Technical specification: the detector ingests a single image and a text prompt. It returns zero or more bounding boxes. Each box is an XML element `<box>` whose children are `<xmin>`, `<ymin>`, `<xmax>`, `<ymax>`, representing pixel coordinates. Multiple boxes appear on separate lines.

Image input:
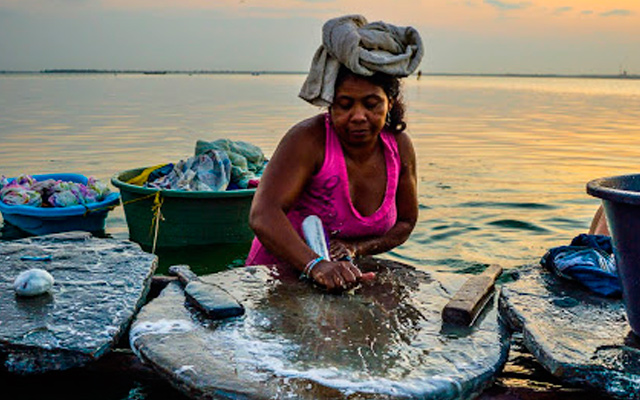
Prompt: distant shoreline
<box><xmin>426</xmin><ymin>72</ymin><xmax>640</xmax><ymax>80</ymax></box>
<box><xmin>0</xmin><ymin>69</ymin><xmax>307</xmax><ymax>76</ymax></box>
<box><xmin>0</xmin><ymin>69</ymin><xmax>638</xmax><ymax>80</ymax></box>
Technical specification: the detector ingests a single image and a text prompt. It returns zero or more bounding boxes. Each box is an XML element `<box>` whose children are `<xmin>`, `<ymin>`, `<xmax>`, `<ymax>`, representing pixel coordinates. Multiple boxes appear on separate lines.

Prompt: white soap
<box><xmin>13</xmin><ymin>268</ymin><xmax>55</xmax><ymax>297</ymax></box>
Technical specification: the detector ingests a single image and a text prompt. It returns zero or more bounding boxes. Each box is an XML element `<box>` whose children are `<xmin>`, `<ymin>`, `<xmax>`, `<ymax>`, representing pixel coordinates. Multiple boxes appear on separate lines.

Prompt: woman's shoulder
<box><xmin>277</xmin><ymin>114</ymin><xmax>326</xmax><ymax>153</ymax></box>
<box><xmin>272</xmin><ymin>114</ymin><xmax>326</xmax><ymax>170</ymax></box>
<box><xmin>287</xmin><ymin>113</ymin><xmax>325</xmax><ymax>140</ymax></box>
<box><xmin>392</xmin><ymin>129</ymin><xmax>412</xmax><ymax>144</ymax></box>
<box><xmin>391</xmin><ymin>130</ymin><xmax>416</xmax><ymax>166</ymax></box>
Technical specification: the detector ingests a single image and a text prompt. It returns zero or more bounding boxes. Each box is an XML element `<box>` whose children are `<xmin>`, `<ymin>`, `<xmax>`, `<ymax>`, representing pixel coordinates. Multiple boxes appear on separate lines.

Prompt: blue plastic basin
<box><xmin>0</xmin><ymin>173</ymin><xmax>120</xmax><ymax>235</ymax></box>
<box><xmin>587</xmin><ymin>174</ymin><xmax>640</xmax><ymax>335</ymax></box>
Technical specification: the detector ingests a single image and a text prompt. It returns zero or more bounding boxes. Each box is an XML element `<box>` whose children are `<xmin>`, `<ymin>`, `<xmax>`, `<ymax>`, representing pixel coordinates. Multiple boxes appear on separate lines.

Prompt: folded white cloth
<box><xmin>299</xmin><ymin>15</ymin><xmax>424</xmax><ymax>107</ymax></box>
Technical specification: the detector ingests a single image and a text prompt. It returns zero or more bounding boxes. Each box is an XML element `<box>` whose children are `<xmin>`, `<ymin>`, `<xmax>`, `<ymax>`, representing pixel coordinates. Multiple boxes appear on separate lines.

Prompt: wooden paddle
<box><xmin>442</xmin><ymin>264</ymin><xmax>503</xmax><ymax>326</ymax></box>
<box><xmin>168</xmin><ymin>265</ymin><xmax>244</xmax><ymax>319</ymax></box>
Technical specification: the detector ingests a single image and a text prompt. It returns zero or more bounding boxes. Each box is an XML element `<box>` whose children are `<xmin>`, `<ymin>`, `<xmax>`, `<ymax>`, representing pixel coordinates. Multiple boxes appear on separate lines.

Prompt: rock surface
<box><xmin>131</xmin><ymin>258</ymin><xmax>510</xmax><ymax>400</ymax></box>
<box><xmin>499</xmin><ymin>265</ymin><xmax>640</xmax><ymax>399</ymax></box>
<box><xmin>0</xmin><ymin>231</ymin><xmax>157</xmax><ymax>374</ymax></box>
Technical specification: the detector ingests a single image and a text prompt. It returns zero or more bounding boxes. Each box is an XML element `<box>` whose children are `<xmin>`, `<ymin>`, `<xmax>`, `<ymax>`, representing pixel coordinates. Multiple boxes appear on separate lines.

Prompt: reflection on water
<box><xmin>152</xmin><ymin>242</ymin><xmax>251</xmax><ymax>275</ymax></box>
<box><xmin>2</xmin><ymin>74</ymin><xmax>639</xmax><ymax>273</ymax></box>
<box><xmin>186</xmin><ymin>260</ymin><xmax>506</xmax><ymax>398</ymax></box>
<box><xmin>1</xmin><ymin>73</ymin><xmax>634</xmax><ymax>398</ymax></box>
<box><xmin>255</xmin><ymin>260</ymin><xmax>426</xmax><ymax>377</ymax></box>
<box><xmin>0</xmin><ymin>222</ymin><xmax>250</xmax><ymax>275</ymax></box>
<box><xmin>402</xmin><ymin>75</ymin><xmax>640</xmax><ymax>272</ymax></box>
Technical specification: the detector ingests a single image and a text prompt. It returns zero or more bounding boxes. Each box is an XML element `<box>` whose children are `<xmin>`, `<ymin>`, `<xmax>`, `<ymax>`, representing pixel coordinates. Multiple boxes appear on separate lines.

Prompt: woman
<box><xmin>246</xmin><ymin>15</ymin><xmax>423</xmax><ymax>291</ymax></box>
<box><xmin>588</xmin><ymin>205</ymin><xmax>610</xmax><ymax>236</ymax></box>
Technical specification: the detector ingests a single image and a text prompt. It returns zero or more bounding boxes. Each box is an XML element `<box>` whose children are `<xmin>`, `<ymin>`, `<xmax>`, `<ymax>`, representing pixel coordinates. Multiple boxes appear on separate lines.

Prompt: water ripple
<box><xmin>487</xmin><ymin>219</ymin><xmax>549</xmax><ymax>233</ymax></box>
<box><xmin>457</xmin><ymin>201</ymin><xmax>557</xmax><ymax>210</ymax></box>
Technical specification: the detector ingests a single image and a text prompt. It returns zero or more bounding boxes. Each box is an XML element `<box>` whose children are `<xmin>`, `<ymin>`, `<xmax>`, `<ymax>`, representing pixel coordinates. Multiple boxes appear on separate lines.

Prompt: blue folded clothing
<box><xmin>540</xmin><ymin>234</ymin><xmax>621</xmax><ymax>297</ymax></box>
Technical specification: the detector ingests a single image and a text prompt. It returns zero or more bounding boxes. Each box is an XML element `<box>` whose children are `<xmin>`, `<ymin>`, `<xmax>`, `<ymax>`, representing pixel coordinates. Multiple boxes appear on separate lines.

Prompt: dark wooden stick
<box><xmin>168</xmin><ymin>265</ymin><xmax>244</xmax><ymax>320</ymax></box>
<box><xmin>442</xmin><ymin>264</ymin><xmax>503</xmax><ymax>326</ymax></box>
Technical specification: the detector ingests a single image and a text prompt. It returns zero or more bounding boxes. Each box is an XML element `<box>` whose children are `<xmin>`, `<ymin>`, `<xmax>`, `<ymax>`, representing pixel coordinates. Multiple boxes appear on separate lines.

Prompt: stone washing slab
<box><xmin>131</xmin><ymin>258</ymin><xmax>510</xmax><ymax>400</ymax></box>
<box><xmin>499</xmin><ymin>265</ymin><xmax>640</xmax><ymax>399</ymax></box>
<box><xmin>0</xmin><ymin>232</ymin><xmax>157</xmax><ymax>374</ymax></box>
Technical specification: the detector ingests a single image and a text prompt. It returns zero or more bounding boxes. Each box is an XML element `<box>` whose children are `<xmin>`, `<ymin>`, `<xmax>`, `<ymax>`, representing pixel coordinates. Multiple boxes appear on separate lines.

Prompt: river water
<box><xmin>1</xmin><ymin>73</ymin><xmax>639</xmax><ymax>398</ymax></box>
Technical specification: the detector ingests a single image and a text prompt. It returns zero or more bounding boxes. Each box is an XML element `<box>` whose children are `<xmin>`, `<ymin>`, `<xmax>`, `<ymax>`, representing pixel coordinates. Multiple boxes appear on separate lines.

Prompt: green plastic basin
<box><xmin>111</xmin><ymin>167</ymin><xmax>256</xmax><ymax>248</ymax></box>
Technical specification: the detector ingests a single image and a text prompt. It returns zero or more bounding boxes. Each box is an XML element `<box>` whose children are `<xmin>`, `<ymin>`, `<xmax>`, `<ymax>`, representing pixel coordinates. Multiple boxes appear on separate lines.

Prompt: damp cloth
<box><xmin>541</xmin><ymin>233</ymin><xmax>621</xmax><ymax>297</ymax></box>
<box><xmin>298</xmin><ymin>14</ymin><xmax>424</xmax><ymax>107</ymax></box>
<box><xmin>127</xmin><ymin>164</ymin><xmax>171</xmax><ymax>186</ymax></box>
<box><xmin>139</xmin><ymin>139</ymin><xmax>266</xmax><ymax>191</ymax></box>
<box><xmin>0</xmin><ymin>174</ymin><xmax>111</xmax><ymax>207</ymax></box>
<box><xmin>145</xmin><ymin>150</ymin><xmax>232</xmax><ymax>192</ymax></box>
<box><xmin>195</xmin><ymin>139</ymin><xmax>266</xmax><ymax>189</ymax></box>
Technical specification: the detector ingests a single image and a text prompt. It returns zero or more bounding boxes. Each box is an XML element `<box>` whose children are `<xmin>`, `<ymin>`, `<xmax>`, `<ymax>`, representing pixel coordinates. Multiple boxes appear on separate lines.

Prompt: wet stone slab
<box><xmin>499</xmin><ymin>265</ymin><xmax>640</xmax><ymax>399</ymax></box>
<box><xmin>131</xmin><ymin>258</ymin><xmax>510</xmax><ymax>400</ymax></box>
<box><xmin>0</xmin><ymin>232</ymin><xmax>157</xmax><ymax>374</ymax></box>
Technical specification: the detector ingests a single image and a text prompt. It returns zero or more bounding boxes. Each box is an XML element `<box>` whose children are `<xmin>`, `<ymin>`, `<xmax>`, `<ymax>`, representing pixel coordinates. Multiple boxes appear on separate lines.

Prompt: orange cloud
<box><xmin>1</xmin><ymin>0</ymin><xmax>638</xmax><ymax>36</ymax></box>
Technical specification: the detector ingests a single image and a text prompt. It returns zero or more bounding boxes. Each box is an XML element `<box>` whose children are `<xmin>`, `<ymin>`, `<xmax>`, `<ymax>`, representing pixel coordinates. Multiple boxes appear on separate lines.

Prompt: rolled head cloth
<box><xmin>299</xmin><ymin>15</ymin><xmax>424</xmax><ymax>107</ymax></box>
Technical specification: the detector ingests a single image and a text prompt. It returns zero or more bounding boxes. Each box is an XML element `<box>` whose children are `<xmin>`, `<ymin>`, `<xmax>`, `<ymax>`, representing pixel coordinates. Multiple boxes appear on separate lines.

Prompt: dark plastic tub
<box><xmin>0</xmin><ymin>173</ymin><xmax>120</xmax><ymax>235</ymax></box>
<box><xmin>111</xmin><ymin>167</ymin><xmax>256</xmax><ymax>248</ymax></box>
<box><xmin>587</xmin><ymin>174</ymin><xmax>640</xmax><ymax>335</ymax></box>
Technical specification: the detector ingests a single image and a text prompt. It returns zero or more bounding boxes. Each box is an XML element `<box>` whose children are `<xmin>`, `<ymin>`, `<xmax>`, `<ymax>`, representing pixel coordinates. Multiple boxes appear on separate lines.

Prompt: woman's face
<box><xmin>330</xmin><ymin>74</ymin><xmax>392</xmax><ymax>147</ymax></box>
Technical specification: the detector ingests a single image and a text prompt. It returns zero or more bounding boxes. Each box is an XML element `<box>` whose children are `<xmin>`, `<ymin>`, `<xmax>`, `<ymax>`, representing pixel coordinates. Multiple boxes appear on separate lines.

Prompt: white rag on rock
<box><xmin>299</xmin><ymin>15</ymin><xmax>424</xmax><ymax>107</ymax></box>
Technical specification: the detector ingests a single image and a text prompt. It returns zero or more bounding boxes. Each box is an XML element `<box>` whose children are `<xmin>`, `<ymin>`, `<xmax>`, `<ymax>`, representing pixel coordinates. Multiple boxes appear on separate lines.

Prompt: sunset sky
<box><xmin>0</xmin><ymin>0</ymin><xmax>638</xmax><ymax>74</ymax></box>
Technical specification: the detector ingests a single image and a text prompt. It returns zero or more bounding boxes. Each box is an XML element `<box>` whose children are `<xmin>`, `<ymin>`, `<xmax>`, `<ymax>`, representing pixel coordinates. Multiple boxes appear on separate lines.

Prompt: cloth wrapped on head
<box><xmin>299</xmin><ymin>15</ymin><xmax>424</xmax><ymax>107</ymax></box>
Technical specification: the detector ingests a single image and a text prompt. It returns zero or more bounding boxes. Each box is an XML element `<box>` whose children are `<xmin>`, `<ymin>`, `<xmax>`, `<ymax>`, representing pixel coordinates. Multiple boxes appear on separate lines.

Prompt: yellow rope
<box><xmin>122</xmin><ymin>192</ymin><xmax>158</xmax><ymax>206</ymax></box>
<box><xmin>77</xmin><ymin>190</ymin><xmax>164</xmax><ymax>253</ymax></box>
<box><xmin>81</xmin><ymin>191</ymin><xmax>157</xmax><ymax>216</ymax></box>
<box><xmin>81</xmin><ymin>203</ymin><xmax>117</xmax><ymax>216</ymax></box>
<box><xmin>149</xmin><ymin>191</ymin><xmax>164</xmax><ymax>254</ymax></box>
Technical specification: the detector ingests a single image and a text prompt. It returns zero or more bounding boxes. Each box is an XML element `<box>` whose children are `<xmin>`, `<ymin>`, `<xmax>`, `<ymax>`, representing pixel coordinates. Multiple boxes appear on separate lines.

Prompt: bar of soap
<box><xmin>13</xmin><ymin>268</ymin><xmax>55</xmax><ymax>297</ymax></box>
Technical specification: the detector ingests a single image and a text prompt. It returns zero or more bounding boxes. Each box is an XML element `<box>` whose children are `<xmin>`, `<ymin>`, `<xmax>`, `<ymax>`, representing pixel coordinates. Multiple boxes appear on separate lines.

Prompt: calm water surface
<box><xmin>2</xmin><ymin>73</ymin><xmax>639</xmax><ymax>271</ymax></box>
<box><xmin>1</xmin><ymin>73</ymin><xmax>639</xmax><ymax>398</ymax></box>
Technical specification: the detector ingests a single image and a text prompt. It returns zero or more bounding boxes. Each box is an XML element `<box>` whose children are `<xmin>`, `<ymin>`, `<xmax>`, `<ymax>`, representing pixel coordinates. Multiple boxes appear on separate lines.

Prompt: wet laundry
<box><xmin>540</xmin><ymin>233</ymin><xmax>621</xmax><ymax>297</ymax></box>
<box><xmin>0</xmin><ymin>175</ymin><xmax>112</xmax><ymax>207</ymax></box>
<box><xmin>144</xmin><ymin>150</ymin><xmax>232</xmax><ymax>191</ymax></box>
<box><xmin>195</xmin><ymin>139</ymin><xmax>266</xmax><ymax>189</ymax></box>
<box><xmin>128</xmin><ymin>139</ymin><xmax>266</xmax><ymax>191</ymax></box>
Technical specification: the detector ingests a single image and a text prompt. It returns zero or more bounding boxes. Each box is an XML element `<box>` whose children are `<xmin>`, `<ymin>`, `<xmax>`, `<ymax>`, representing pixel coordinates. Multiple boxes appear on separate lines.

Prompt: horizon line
<box><xmin>0</xmin><ymin>69</ymin><xmax>638</xmax><ymax>80</ymax></box>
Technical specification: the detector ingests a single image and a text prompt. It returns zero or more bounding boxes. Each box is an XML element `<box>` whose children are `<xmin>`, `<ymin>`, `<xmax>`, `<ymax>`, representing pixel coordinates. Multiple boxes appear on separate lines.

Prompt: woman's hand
<box><xmin>329</xmin><ymin>239</ymin><xmax>356</xmax><ymax>261</ymax></box>
<box><xmin>309</xmin><ymin>259</ymin><xmax>376</xmax><ymax>290</ymax></box>
<box><xmin>309</xmin><ymin>259</ymin><xmax>362</xmax><ymax>290</ymax></box>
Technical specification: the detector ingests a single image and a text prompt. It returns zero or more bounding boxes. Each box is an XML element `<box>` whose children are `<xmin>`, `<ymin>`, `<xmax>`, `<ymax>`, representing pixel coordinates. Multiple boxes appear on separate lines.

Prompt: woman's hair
<box><xmin>334</xmin><ymin>65</ymin><xmax>407</xmax><ymax>134</ymax></box>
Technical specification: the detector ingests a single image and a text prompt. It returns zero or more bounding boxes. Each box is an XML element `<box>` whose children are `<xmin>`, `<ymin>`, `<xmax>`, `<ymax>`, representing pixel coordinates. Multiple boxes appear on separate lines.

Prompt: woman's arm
<box><xmin>249</xmin><ymin>115</ymin><xmax>364</xmax><ymax>289</ymax></box>
<box><xmin>250</xmin><ymin>116</ymin><xmax>323</xmax><ymax>269</ymax></box>
<box><xmin>588</xmin><ymin>204</ymin><xmax>610</xmax><ymax>236</ymax></box>
<box><xmin>330</xmin><ymin>131</ymin><xmax>418</xmax><ymax>259</ymax></box>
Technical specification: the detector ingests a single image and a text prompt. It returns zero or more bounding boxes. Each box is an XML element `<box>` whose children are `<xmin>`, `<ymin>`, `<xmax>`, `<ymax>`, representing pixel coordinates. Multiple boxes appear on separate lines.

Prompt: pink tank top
<box><xmin>245</xmin><ymin>113</ymin><xmax>400</xmax><ymax>266</ymax></box>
